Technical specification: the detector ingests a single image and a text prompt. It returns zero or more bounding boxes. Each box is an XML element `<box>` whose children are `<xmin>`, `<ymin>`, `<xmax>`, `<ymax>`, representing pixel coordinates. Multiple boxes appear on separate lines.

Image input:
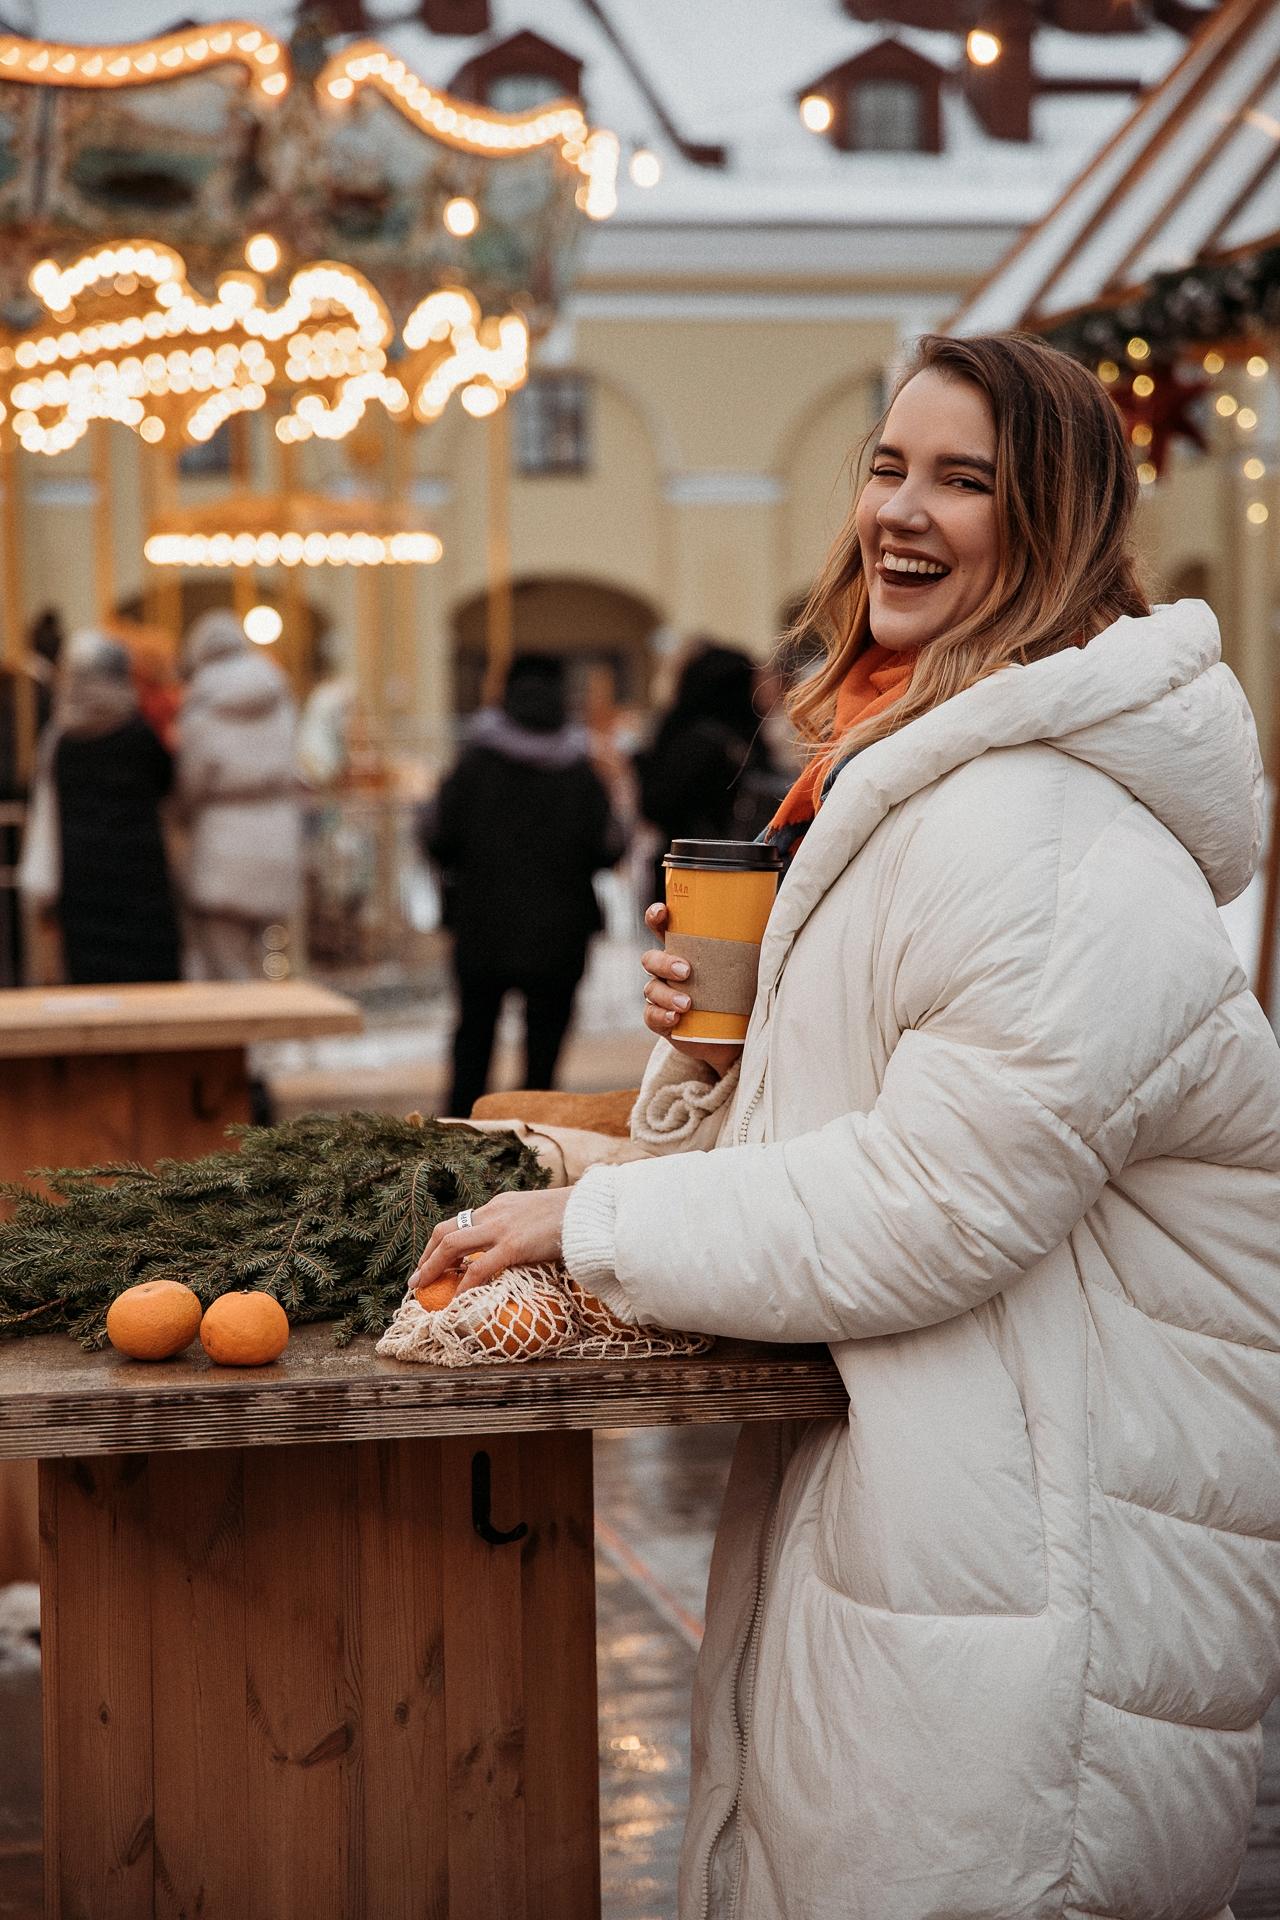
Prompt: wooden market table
<box><xmin>0</xmin><ymin>1326</ymin><xmax>848</xmax><ymax>1920</ymax></box>
<box><xmin>0</xmin><ymin>981</ymin><xmax>363</xmax><ymax>1588</ymax></box>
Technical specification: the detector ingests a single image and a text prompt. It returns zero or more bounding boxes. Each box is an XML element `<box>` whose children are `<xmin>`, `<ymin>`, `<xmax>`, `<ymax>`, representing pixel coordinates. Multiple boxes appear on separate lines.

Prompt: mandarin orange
<box><xmin>473</xmin><ymin>1286</ymin><xmax>572</xmax><ymax>1360</ymax></box>
<box><xmin>199</xmin><ymin>1291</ymin><xmax>290</xmax><ymax>1367</ymax></box>
<box><xmin>105</xmin><ymin>1280</ymin><xmax>203</xmax><ymax>1361</ymax></box>
<box><xmin>414</xmin><ymin>1269</ymin><xmax>462</xmax><ymax>1313</ymax></box>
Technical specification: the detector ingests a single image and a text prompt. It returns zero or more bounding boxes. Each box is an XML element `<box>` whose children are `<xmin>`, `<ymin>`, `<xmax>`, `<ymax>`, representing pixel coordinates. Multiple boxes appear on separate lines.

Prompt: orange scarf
<box><xmin>770</xmin><ymin>643</ymin><xmax>918</xmax><ymax>834</ymax></box>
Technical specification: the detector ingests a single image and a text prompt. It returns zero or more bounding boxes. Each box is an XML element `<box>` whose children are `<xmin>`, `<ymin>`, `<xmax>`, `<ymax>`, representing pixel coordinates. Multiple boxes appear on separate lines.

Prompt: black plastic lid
<box><xmin>663</xmin><ymin>838</ymin><xmax>782</xmax><ymax>872</ymax></box>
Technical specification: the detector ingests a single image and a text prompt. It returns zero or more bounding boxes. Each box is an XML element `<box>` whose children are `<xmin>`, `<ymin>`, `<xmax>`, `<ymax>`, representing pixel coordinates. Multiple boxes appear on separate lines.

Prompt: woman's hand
<box><xmin>642</xmin><ymin>903</ymin><xmax>741</xmax><ymax>1076</ymax></box>
<box><xmin>412</xmin><ymin>1188</ymin><xmax>571</xmax><ymax>1295</ymax></box>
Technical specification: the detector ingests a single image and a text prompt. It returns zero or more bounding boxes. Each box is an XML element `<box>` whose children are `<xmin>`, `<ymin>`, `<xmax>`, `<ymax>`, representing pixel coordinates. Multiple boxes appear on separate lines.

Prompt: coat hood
<box><xmin>765</xmin><ymin>600</ymin><xmax>1262</xmax><ymax>989</ymax></box>
<box><xmin>187</xmin><ymin>644</ymin><xmax>291</xmax><ymax>721</ymax></box>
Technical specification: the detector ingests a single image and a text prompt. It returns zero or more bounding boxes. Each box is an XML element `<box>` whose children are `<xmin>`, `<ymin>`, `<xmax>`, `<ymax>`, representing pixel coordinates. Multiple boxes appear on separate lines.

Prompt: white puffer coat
<box><xmin>562</xmin><ymin>601</ymin><xmax>1280</xmax><ymax>1920</ymax></box>
<box><xmin>177</xmin><ymin>612</ymin><xmax>301</xmax><ymax>922</ymax></box>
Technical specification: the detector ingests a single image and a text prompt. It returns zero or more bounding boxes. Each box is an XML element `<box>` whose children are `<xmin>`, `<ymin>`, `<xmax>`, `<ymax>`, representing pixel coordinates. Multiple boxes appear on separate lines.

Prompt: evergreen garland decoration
<box><xmin>1047</xmin><ymin>245</ymin><xmax>1280</xmax><ymax>367</ymax></box>
<box><xmin>0</xmin><ymin>1111</ymin><xmax>548</xmax><ymax>1350</ymax></box>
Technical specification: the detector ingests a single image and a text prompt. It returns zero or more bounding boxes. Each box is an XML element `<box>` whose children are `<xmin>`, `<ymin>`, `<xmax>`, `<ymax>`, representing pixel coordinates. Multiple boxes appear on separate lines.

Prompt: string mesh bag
<box><xmin>377</xmin><ymin>1262</ymin><xmax>710</xmax><ymax>1368</ymax></box>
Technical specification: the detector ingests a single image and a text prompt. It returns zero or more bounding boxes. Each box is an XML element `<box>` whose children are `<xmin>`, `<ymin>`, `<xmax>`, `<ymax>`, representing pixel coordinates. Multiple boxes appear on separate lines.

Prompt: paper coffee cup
<box><xmin>663</xmin><ymin>838</ymin><xmax>782</xmax><ymax>1046</ymax></box>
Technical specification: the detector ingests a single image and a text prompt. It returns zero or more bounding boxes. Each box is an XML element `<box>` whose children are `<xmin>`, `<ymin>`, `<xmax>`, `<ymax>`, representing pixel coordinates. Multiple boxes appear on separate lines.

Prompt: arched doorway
<box><xmin>451</xmin><ymin>576</ymin><xmax>661</xmax><ymax>717</ymax></box>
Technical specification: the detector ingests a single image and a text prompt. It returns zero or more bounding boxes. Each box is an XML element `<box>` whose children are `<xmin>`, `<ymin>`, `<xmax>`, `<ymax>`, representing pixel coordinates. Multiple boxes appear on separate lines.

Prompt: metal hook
<box><xmin>471</xmin><ymin>1449</ymin><xmax>528</xmax><ymax>1547</ymax></box>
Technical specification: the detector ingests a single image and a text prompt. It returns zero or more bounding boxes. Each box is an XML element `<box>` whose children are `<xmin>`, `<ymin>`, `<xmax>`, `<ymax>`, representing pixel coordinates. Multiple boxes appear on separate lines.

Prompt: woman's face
<box><xmin>855</xmin><ymin>369</ymin><xmax>1000</xmax><ymax>653</ymax></box>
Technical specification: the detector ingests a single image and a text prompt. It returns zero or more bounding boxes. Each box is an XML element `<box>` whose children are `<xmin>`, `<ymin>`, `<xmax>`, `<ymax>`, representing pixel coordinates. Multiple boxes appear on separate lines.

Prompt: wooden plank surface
<box><xmin>0</xmin><ymin>1329</ymin><xmax>849</xmax><ymax>1460</ymax></box>
<box><xmin>36</xmin><ymin>1434</ymin><xmax>603</xmax><ymax>1918</ymax></box>
<box><xmin>41</xmin><ymin>1456</ymin><xmax>155</xmax><ymax>1920</ymax></box>
<box><xmin>0</xmin><ymin>981</ymin><xmax>361</xmax><ymax>1058</ymax></box>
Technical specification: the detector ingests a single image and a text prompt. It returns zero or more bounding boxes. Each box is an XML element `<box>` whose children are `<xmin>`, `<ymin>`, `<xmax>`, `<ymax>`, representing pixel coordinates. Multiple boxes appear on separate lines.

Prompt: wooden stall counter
<box><xmin>0</xmin><ymin>1328</ymin><xmax>848</xmax><ymax>1920</ymax></box>
<box><xmin>0</xmin><ymin>979</ymin><xmax>362</xmax><ymax>1588</ymax></box>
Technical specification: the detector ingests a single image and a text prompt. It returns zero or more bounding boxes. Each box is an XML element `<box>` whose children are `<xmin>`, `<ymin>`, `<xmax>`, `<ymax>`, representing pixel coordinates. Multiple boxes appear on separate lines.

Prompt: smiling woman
<box><xmin>788</xmin><ymin>330</ymin><xmax>1148</xmax><ymax>763</ymax></box>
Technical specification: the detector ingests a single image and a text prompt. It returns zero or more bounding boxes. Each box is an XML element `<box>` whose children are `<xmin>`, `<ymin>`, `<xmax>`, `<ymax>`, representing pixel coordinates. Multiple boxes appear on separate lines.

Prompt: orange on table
<box><xmin>199</xmin><ymin>1291</ymin><xmax>290</xmax><ymax>1368</ymax></box>
<box><xmin>105</xmin><ymin>1279</ymin><xmax>203</xmax><ymax>1361</ymax></box>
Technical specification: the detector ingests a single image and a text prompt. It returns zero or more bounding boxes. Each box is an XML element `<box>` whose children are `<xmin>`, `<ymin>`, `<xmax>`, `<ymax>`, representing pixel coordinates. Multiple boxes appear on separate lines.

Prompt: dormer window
<box><xmin>849</xmin><ymin>77</ymin><xmax>925</xmax><ymax>151</ymax></box>
<box><xmin>450</xmin><ymin>30</ymin><xmax>584</xmax><ymax>111</ymax></box>
<box><xmin>799</xmin><ymin>41</ymin><xmax>943</xmax><ymax>155</ymax></box>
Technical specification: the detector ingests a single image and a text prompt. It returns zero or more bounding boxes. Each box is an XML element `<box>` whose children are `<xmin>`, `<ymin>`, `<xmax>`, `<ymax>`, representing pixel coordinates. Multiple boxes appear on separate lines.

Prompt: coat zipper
<box><xmin>700</xmin><ymin>1424</ymin><xmax>786</xmax><ymax>1920</ymax></box>
<box><xmin>736</xmin><ymin>1071</ymin><xmax>765</xmax><ymax>1147</ymax></box>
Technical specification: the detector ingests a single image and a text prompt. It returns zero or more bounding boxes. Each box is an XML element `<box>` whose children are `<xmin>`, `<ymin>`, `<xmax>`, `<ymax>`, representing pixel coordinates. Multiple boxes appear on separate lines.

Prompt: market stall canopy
<box><xmin>952</xmin><ymin>0</ymin><xmax>1280</xmax><ymax>345</ymax></box>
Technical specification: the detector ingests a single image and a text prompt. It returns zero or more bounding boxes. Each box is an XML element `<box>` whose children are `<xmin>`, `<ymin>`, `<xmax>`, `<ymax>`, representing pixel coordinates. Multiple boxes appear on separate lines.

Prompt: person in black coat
<box><xmin>425</xmin><ymin>655</ymin><xmax>622</xmax><ymax>1117</ymax></box>
<box><xmin>27</xmin><ymin>632</ymin><xmax>181</xmax><ymax>985</ymax></box>
<box><xmin>635</xmin><ymin>639</ymin><xmax>789</xmax><ymax>902</ymax></box>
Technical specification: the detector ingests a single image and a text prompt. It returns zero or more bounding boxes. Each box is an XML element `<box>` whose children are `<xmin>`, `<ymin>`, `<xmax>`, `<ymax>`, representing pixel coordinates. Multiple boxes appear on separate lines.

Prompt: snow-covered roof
<box><xmin>24</xmin><ymin>0</ymin><xmax>1197</xmax><ymax>239</ymax></box>
<box><xmin>953</xmin><ymin>0</ymin><xmax>1280</xmax><ymax>334</ymax></box>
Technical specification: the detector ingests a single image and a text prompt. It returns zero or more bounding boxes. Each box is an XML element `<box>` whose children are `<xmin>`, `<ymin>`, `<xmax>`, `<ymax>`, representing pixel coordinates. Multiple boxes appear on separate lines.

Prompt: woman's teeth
<box><xmin>882</xmin><ymin>554</ymin><xmax>948</xmax><ymax>578</ymax></box>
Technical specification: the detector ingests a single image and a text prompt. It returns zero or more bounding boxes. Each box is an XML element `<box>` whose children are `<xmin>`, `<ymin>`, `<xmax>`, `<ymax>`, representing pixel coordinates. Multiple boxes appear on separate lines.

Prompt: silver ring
<box><xmin>455</xmin><ymin>1209</ymin><xmax>474</xmax><ymax>1232</ymax></box>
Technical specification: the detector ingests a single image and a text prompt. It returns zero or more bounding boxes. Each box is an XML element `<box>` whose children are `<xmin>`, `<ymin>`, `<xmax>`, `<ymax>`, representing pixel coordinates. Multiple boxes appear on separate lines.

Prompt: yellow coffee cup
<box><xmin>663</xmin><ymin>838</ymin><xmax>782</xmax><ymax>1046</ymax></box>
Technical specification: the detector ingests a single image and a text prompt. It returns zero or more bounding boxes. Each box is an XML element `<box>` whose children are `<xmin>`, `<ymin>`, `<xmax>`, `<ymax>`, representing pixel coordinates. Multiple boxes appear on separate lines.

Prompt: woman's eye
<box><xmin>948</xmin><ymin>476</ymin><xmax>989</xmax><ymax>492</ymax></box>
<box><xmin>869</xmin><ymin>466</ymin><xmax>902</xmax><ymax>480</ymax></box>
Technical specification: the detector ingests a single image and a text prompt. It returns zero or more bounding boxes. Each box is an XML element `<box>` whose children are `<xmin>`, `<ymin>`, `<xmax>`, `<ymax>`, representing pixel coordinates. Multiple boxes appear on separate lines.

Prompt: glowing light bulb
<box><xmin>1248</xmin><ymin>355</ymin><xmax>1269</xmax><ymax>379</ymax></box>
<box><xmin>629</xmin><ymin>148</ymin><xmax>661</xmax><ymax>188</ymax></box>
<box><xmin>1097</xmin><ymin>360</ymin><xmax>1119</xmax><ymax>384</ymax></box>
<box><xmin>443</xmin><ymin>196</ymin><xmax>479</xmax><ymax>238</ymax></box>
<box><xmin>1131</xmin><ymin>423</ymin><xmax>1153</xmax><ymax>448</ymax></box>
<box><xmin>244</xmin><ymin>605</ymin><xmax>283</xmax><ymax>646</ymax></box>
<box><xmin>460</xmin><ymin>382</ymin><xmax>501</xmax><ymax>418</ymax></box>
<box><xmin>1136</xmin><ymin>462</ymin><xmax>1158</xmax><ymax>486</ymax></box>
<box><xmin>1236</xmin><ymin>406</ymin><xmax>1258</xmax><ymax>430</ymax></box>
<box><xmin>1246</xmin><ymin>500</ymin><xmax>1269</xmax><ymax>525</ymax></box>
<box><xmin>799</xmin><ymin>94</ymin><xmax>834</xmax><ymax>134</ymax></box>
<box><xmin>1202</xmin><ymin>350</ymin><xmax>1225</xmax><ymax>376</ymax></box>
<box><xmin>967</xmin><ymin>29</ymin><xmax>1002</xmax><ymax>64</ymax></box>
<box><xmin>1126</xmin><ymin>337</ymin><xmax>1150</xmax><ymax>362</ymax></box>
<box><xmin>1244</xmin><ymin>457</ymin><xmax>1266</xmax><ymax>480</ymax></box>
<box><xmin>1216</xmin><ymin>393</ymin><xmax>1238</xmax><ymax>417</ymax></box>
<box><xmin>245</xmin><ymin>233</ymin><xmax>281</xmax><ymax>274</ymax></box>
<box><xmin>1132</xmin><ymin>373</ymin><xmax>1155</xmax><ymax>399</ymax></box>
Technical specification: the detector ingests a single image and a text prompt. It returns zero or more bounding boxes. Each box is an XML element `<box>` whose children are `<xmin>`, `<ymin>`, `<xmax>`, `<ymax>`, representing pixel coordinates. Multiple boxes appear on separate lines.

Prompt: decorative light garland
<box><xmin>144</xmin><ymin>493</ymin><xmax>444</xmax><ymax>569</ymax></box>
<box><xmin>0</xmin><ymin>24</ymin><xmax>288</xmax><ymax>97</ymax></box>
<box><xmin>401</xmin><ymin>288</ymin><xmax>529</xmax><ymax>425</ymax></box>
<box><xmin>318</xmin><ymin>41</ymin><xmax>619</xmax><ymax>219</ymax></box>
<box><xmin>0</xmin><ymin>240</ymin><xmax>525</xmax><ymax>452</ymax></box>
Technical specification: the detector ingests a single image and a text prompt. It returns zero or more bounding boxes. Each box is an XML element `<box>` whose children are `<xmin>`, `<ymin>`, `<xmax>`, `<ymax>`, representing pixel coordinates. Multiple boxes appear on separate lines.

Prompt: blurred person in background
<box><xmin>176</xmin><ymin>608</ymin><xmax>301</xmax><ymax>982</ymax></box>
<box><xmin>19</xmin><ymin>629</ymin><xmax>180</xmax><ymax>984</ymax></box>
<box><xmin>424</xmin><ymin>653</ymin><xmax>622</xmax><ymax>1117</ymax></box>
<box><xmin>636</xmin><ymin>638</ymin><xmax>788</xmax><ymax>901</ymax></box>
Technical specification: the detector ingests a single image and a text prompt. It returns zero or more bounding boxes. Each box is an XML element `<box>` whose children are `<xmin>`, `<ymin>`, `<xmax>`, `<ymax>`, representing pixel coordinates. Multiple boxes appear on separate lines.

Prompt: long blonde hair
<box><xmin>787</xmin><ymin>332</ymin><xmax>1150</xmax><ymax>758</ymax></box>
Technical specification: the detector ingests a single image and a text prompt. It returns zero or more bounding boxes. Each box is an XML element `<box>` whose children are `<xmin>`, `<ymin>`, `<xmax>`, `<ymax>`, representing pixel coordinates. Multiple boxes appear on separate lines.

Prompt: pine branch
<box><xmin>0</xmin><ymin>1112</ymin><xmax>547</xmax><ymax>1350</ymax></box>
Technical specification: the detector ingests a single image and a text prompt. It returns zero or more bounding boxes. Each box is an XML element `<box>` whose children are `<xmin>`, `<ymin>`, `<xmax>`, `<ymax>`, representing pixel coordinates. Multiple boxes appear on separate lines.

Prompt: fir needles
<box><xmin>0</xmin><ymin>1111</ymin><xmax>547</xmax><ymax>1349</ymax></box>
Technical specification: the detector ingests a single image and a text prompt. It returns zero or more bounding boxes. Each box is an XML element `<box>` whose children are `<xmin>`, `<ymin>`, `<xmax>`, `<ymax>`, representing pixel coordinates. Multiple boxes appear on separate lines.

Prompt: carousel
<box><xmin>0</xmin><ymin>11</ymin><xmax>620</xmax><ymax>777</ymax></box>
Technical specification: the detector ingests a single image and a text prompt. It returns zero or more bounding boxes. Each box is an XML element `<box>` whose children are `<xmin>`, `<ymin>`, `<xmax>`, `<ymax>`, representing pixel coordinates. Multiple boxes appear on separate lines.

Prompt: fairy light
<box><xmin>245</xmin><ymin>233</ymin><xmax>281</xmax><ymax>273</ymax></box>
<box><xmin>1246</xmin><ymin>501</ymin><xmax>1269</xmax><ymax>526</ymax></box>
<box><xmin>629</xmin><ymin>148</ymin><xmax>661</xmax><ymax>188</ymax></box>
<box><xmin>1244</xmin><ymin>457</ymin><xmax>1267</xmax><ymax>480</ymax></box>
<box><xmin>576</xmin><ymin>129</ymin><xmax>620</xmax><ymax>220</ymax></box>
<box><xmin>1127</xmin><ymin>337</ymin><xmax>1150</xmax><ymax>362</ymax></box>
<box><xmin>966</xmin><ymin>29</ymin><xmax>1002</xmax><ymax>65</ymax></box>
<box><xmin>244</xmin><ymin>605</ymin><xmax>283</xmax><ymax>645</ymax></box>
<box><xmin>1236</xmin><ymin>406</ymin><xmax>1258</xmax><ymax>431</ymax></box>
<box><xmin>1097</xmin><ymin>360</ymin><xmax>1119</xmax><ymax>384</ymax></box>
<box><xmin>1132</xmin><ymin>372</ymin><xmax>1155</xmax><ymax>399</ymax></box>
<box><xmin>1216</xmin><ymin>393</ymin><xmax>1238</xmax><ymax>417</ymax></box>
<box><xmin>1136</xmin><ymin>461</ymin><xmax>1158</xmax><ymax>486</ymax></box>
<box><xmin>799</xmin><ymin>94</ymin><xmax>834</xmax><ymax>133</ymax></box>
<box><xmin>1131</xmin><ymin>423</ymin><xmax>1153</xmax><ymax>448</ymax></box>
<box><xmin>1203</xmin><ymin>349</ymin><xmax>1226</xmax><ymax>375</ymax></box>
<box><xmin>0</xmin><ymin>27</ymin><xmax>288</xmax><ymax>96</ymax></box>
<box><xmin>442</xmin><ymin>196</ymin><xmax>479</xmax><ymax>238</ymax></box>
<box><xmin>460</xmin><ymin>382</ymin><xmax>501</xmax><ymax>417</ymax></box>
<box><xmin>1247</xmin><ymin>355</ymin><xmax>1269</xmax><ymax>378</ymax></box>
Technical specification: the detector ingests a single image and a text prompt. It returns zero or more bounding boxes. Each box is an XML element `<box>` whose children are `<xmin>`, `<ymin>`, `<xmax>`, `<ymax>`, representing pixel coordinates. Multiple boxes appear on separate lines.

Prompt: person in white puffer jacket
<box><xmin>414</xmin><ymin>333</ymin><xmax>1280</xmax><ymax>1920</ymax></box>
